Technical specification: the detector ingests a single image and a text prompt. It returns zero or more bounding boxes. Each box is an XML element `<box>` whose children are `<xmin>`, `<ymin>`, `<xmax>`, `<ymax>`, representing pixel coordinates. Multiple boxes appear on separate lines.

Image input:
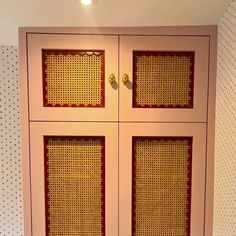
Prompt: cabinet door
<box><xmin>119</xmin><ymin>123</ymin><xmax>206</xmax><ymax>236</ymax></box>
<box><xmin>29</xmin><ymin>122</ymin><xmax>118</xmax><ymax>236</ymax></box>
<box><xmin>27</xmin><ymin>34</ymin><xmax>118</xmax><ymax>121</ymax></box>
<box><xmin>119</xmin><ymin>36</ymin><xmax>209</xmax><ymax>122</ymax></box>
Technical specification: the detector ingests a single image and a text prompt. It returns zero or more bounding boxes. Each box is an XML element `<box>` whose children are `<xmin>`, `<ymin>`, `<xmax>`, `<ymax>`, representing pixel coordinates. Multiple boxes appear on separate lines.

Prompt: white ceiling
<box><xmin>0</xmin><ymin>0</ymin><xmax>231</xmax><ymax>45</ymax></box>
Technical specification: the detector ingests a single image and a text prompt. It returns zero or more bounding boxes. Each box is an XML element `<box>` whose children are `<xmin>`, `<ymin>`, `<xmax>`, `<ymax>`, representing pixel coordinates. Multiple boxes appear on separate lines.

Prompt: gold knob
<box><xmin>109</xmin><ymin>74</ymin><xmax>116</xmax><ymax>85</ymax></box>
<box><xmin>122</xmin><ymin>73</ymin><xmax>129</xmax><ymax>84</ymax></box>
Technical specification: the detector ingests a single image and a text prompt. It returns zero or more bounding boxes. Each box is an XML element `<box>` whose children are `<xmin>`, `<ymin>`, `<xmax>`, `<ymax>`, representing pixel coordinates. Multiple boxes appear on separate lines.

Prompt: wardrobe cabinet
<box><xmin>19</xmin><ymin>27</ymin><xmax>217</xmax><ymax>236</ymax></box>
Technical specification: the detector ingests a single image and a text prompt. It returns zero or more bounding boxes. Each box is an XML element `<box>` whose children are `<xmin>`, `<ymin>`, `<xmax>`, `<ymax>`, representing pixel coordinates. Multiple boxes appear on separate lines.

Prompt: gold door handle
<box><xmin>122</xmin><ymin>73</ymin><xmax>129</xmax><ymax>85</ymax></box>
<box><xmin>109</xmin><ymin>74</ymin><xmax>116</xmax><ymax>85</ymax></box>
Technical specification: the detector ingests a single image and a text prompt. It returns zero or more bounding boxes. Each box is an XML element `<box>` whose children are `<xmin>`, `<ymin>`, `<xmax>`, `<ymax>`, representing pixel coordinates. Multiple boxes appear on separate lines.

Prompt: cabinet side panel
<box><xmin>19</xmin><ymin>29</ymin><xmax>32</xmax><ymax>236</ymax></box>
<box><xmin>205</xmin><ymin>28</ymin><xmax>217</xmax><ymax>236</ymax></box>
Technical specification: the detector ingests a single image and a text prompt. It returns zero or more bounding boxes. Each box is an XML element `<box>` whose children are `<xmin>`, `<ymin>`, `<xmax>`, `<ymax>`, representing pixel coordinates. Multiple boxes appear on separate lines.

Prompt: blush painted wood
<box><xmin>30</xmin><ymin>122</ymin><xmax>118</xmax><ymax>236</ymax></box>
<box><xmin>119</xmin><ymin>36</ymin><xmax>209</xmax><ymax>122</ymax></box>
<box><xmin>19</xmin><ymin>26</ymin><xmax>217</xmax><ymax>236</ymax></box>
<box><xmin>119</xmin><ymin>123</ymin><xmax>206</xmax><ymax>236</ymax></box>
<box><xmin>27</xmin><ymin>34</ymin><xmax>118</xmax><ymax>122</ymax></box>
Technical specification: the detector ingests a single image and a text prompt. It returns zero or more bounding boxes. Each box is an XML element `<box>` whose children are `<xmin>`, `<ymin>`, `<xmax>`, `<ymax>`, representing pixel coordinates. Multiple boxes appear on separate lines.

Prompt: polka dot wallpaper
<box><xmin>214</xmin><ymin>0</ymin><xmax>236</xmax><ymax>235</ymax></box>
<box><xmin>0</xmin><ymin>46</ymin><xmax>23</xmax><ymax>235</ymax></box>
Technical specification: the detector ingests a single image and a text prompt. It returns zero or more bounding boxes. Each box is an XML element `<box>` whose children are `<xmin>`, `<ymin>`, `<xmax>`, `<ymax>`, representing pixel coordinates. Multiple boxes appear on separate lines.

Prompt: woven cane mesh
<box><xmin>45</xmin><ymin>137</ymin><xmax>105</xmax><ymax>236</ymax></box>
<box><xmin>133</xmin><ymin>137</ymin><xmax>192</xmax><ymax>236</ymax></box>
<box><xmin>42</xmin><ymin>50</ymin><xmax>104</xmax><ymax>107</ymax></box>
<box><xmin>133</xmin><ymin>51</ymin><xmax>194</xmax><ymax>108</ymax></box>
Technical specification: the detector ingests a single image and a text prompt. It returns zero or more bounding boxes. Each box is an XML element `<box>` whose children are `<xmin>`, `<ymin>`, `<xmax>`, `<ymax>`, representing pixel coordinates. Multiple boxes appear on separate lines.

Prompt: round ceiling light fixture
<box><xmin>80</xmin><ymin>0</ymin><xmax>96</xmax><ymax>6</ymax></box>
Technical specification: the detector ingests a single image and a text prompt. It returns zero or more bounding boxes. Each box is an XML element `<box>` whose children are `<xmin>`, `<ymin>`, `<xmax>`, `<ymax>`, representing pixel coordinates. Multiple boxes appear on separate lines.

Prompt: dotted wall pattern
<box><xmin>214</xmin><ymin>0</ymin><xmax>236</xmax><ymax>235</ymax></box>
<box><xmin>0</xmin><ymin>46</ymin><xmax>23</xmax><ymax>236</ymax></box>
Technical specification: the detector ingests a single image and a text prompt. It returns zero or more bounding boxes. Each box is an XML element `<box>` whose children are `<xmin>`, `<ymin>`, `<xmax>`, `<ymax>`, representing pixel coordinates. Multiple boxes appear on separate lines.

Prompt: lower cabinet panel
<box><xmin>119</xmin><ymin>123</ymin><xmax>207</xmax><ymax>236</ymax></box>
<box><xmin>30</xmin><ymin>122</ymin><xmax>118</xmax><ymax>236</ymax></box>
<box><xmin>29</xmin><ymin>122</ymin><xmax>206</xmax><ymax>236</ymax></box>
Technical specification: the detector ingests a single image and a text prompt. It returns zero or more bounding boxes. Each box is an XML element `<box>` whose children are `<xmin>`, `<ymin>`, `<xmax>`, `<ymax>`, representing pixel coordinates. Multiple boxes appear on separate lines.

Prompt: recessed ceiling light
<box><xmin>80</xmin><ymin>0</ymin><xmax>95</xmax><ymax>6</ymax></box>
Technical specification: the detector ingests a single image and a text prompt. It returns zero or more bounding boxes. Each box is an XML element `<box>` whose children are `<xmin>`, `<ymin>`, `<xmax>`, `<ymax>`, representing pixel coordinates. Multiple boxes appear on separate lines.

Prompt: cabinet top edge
<box><xmin>19</xmin><ymin>26</ymin><xmax>217</xmax><ymax>37</ymax></box>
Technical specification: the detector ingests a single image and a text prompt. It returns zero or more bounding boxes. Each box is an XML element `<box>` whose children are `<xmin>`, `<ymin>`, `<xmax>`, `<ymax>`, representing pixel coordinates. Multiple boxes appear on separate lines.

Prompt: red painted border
<box><xmin>132</xmin><ymin>136</ymin><xmax>193</xmax><ymax>236</ymax></box>
<box><xmin>133</xmin><ymin>51</ymin><xmax>195</xmax><ymax>108</ymax></box>
<box><xmin>44</xmin><ymin>136</ymin><xmax>105</xmax><ymax>236</ymax></box>
<box><xmin>42</xmin><ymin>49</ymin><xmax>105</xmax><ymax>108</ymax></box>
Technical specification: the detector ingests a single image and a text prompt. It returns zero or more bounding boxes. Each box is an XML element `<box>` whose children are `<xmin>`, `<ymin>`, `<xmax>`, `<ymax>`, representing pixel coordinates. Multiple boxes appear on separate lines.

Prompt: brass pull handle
<box><xmin>122</xmin><ymin>73</ymin><xmax>129</xmax><ymax>85</ymax></box>
<box><xmin>109</xmin><ymin>74</ymin><xmax>116</xmax><ymax>85</ymax></box>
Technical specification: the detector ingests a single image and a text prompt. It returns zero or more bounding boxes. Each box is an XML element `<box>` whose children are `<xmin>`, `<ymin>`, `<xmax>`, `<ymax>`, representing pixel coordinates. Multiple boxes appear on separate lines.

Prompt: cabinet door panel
<box><xmin>27</xmin><ymin>34</ymin><xmax>118</xmax><ymax>121</ymax></box>
<box><xmin>119</xmin><ymin>123</ymin><xmax>206</xmax><ymax>236</ymax></box>
<box><xmin>119</xmin><ymin>36</ymin><xmax>209</xmax><ymax>122</ymax></box>
<box><xmin>29</xmin><ymin>122</ymin><xmax>118</xmax><ymax>236</ymax></box>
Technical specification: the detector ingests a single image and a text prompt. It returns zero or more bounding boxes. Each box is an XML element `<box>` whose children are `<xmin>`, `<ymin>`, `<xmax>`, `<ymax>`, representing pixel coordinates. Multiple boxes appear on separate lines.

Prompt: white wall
<box><xmin>0</xmin><ymin>0</ymin><xmax>231</xmax><ymax>45</ymax></box>
<box><xmin>213</xmin><ymin>0</ymin><xmax>236</xmax><ymax>235</ymax></box>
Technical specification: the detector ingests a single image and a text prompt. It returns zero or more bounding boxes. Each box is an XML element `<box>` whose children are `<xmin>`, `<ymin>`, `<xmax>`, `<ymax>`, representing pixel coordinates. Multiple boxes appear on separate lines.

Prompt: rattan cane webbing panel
<box><xmin>44</xmin><ymin>136</ymin><xmax>105</xmax><ymax>236</ymax></box>
<box><xmin>42</xmin><ymin>50</ymin><xmax>105</xmax><ymax>107</ymax></box>
<box><xmin>133</xmin><ymin>51</ymin><xmax>194</xmax><ymax>108</ymax></box>
<box><xmin>132</xmin><ymin>137</ymin><xmax>192</xmax><ymax>236</ymax></box>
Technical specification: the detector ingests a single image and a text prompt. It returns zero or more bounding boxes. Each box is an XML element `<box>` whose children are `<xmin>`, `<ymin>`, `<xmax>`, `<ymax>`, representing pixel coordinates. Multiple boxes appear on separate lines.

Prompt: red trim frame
<box><xmin>132</xmin><ymin>136</ymin><xmax>193</xmax><ymax>236</ymax></box>
<box><xmin>42</xmin><ymin>49</ymin><xmax>105</xmax><ymax>108</ymax></box>
<box><xmin>44</xmin><ymin>136</ymin><xmax>105</xmax><ymax>236</ymax></box>
<box><xmin>133</xmin><ymin>51</ymin><xmax>195</xmax><ymax>108</ymax></box>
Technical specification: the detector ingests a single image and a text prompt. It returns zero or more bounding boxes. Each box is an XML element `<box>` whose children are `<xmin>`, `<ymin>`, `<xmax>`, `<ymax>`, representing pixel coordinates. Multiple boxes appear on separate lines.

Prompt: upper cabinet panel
<box><xmin>119</xmin><ymin>36</ymin><xmax>209</xmax><ymax>122</ymax></box>
<box><xmin>27</xmin><ymin>34</ymin><xmax>118</xmax><ymax>121</ymax></box>
<box><xmin>24</xmin><ymin>33</ymin><xmax>210</xmax><ymax>122</ymax></box>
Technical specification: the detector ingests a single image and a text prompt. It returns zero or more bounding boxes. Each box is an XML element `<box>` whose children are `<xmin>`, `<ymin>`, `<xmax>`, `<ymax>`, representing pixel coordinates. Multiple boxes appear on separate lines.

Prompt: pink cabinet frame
<box><xmin>19</xmin><ymin>26</ymin><xmax>217</xmax><ymax>236</ymax></box>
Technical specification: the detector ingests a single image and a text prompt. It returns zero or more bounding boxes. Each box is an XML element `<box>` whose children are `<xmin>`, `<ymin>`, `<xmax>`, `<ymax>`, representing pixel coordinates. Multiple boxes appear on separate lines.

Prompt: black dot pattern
<box><xmin>0</xmin><ymin>46</ymin><xmax>23</xmax><ymax>236</ymax></box>
<box><xmin>214</xmin><ymin>0</ymin><xmax>236</xmax><ymax>235</ymax></box>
